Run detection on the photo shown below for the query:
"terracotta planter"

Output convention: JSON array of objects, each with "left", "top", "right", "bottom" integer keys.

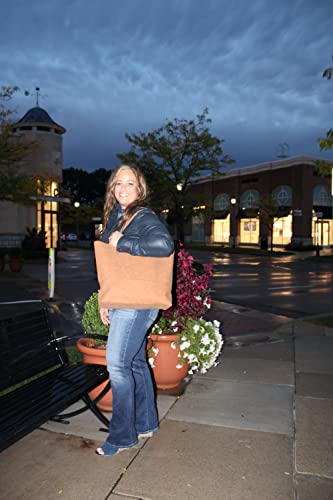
[
  {"left": 9, "top": 258, "right": 23, "bottom": 272},
  {"left": 76, "top": 338, "right": 112, "bottom": 412},
  {"left": 149, "top": 334, "right": 189, "bottom": 390}
]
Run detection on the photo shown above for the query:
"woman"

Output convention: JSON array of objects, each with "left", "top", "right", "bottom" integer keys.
[{"left": 96, "top": 164, "right": 174, "bottom": 456}]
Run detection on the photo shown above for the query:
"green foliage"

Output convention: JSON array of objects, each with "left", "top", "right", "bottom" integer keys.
[
  {"left": 258, "top": 195, "right": 288, "bottom": 251},
  {"left": 307, "top": 315, "right": 333, "bottom": 328},
  {"left": 8, "top": 247, "right": 23, "bottom": 260},
  {"left": 81, "top": 291, "right": 109, "bottom": 345},
  {"left": 21, "top": 227, "right": 47, "bottom": 258},
  {"left": 22, "top": 227, "right": 46, "bottom": 250},
  {"left": 316, "top": 56, "right": 333, "bottom": 177},
  {"left": 0, "top": 86, "right": 37, "bottom": 203},
  {"left": 62, "top": 167, "right": 110, "bottom": 205},
  {"left": 65, "top": 346, "right": 83, "bottom": 364},
  {"left": 118, "top": 109, "right": 234, "bottom": 240}
]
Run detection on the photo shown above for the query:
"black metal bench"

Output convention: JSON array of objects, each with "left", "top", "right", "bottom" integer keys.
[{"left": 0, "top": 307, "right": 110, "bottom": 452}]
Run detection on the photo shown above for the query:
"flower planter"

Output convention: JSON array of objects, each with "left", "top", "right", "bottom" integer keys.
[
  {"left": 76, "top": 338, "right": 112, "bottom": 412},
  {"left": 149, "top": 334, "right": 189, "bottom": 390},
  {"left": 9, "top": 258, "right": 23, "bottom": 272}
]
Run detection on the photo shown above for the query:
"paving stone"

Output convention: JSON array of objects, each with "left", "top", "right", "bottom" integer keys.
[
  {"left": 294, "top": 320, "right": 326, "bottom": 337},
  {"left": 295, "top": 474, "right": 333, "bottom": 500},
  {"left": 223, "top": 339, "right": 294, "bottom": 361},
  {"left": 295, "top": 336, "right": 333, "bottom": 374},
  {"left": 0, "top": 430, "right": 136, "bottom": 500},
  {"left": 166, "top": 377, "right": 294, "bottom": 435},
  {"left": 42, "top": 394, "right": 177, "bottom": 442},
  {"left": 296, "top": 397, "right": 333, "bottom": 477},
  {"left": 198, "top": 357, "right": 294, "bottom": 385},
  {"left": 115, "top": 420, "right": 293, "bottom": 500},
  {"left": 296, "top": 372, "right": 333, "bottom": 398}
]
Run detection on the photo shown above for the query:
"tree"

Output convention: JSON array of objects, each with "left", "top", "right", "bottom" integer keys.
[
  {"left": 258, "top": 195, "right": 288, "bottom": 251},
  {"left": 316, "top": 55, "right": 333, "bottom": 176},
  {"left": 62, "top": 167, "right": 110, "bottom": 204},
  {"left": 0, "top": 86, "right": 37, "bottom": 203},
  {"left": 118, "top": 109, "right": 234, "bottom": 241}
]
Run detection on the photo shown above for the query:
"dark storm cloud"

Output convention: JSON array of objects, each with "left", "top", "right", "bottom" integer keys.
[{"left": 1, "top": 0, "right": 332, "bottom": 171}]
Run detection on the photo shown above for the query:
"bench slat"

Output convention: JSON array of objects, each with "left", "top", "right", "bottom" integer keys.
[
  {"left": 0, "top": 306, "right": 110, "bottom": 452},
  {"left": 0, "top": 364, "right": 109, "bottom": 451}
]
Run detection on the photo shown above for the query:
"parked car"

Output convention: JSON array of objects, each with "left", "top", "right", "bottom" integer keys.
[{"left": 67, "top": 233, "right": 78, "bottom": 241}]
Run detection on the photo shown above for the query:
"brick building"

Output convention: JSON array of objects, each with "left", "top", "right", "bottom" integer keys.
[{"left": 187, "top": 156, "right": 333, "bottom": 248}]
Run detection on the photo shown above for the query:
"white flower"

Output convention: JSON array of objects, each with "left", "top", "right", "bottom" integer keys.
[
  {"left": 148, "top": 357, "right": 155, "bottom": 367},
  {"left": 176, "top": 363, "right": 183, "bottom": 369},
  {"left": 172, "top": 327, "right": 179, "bottom": 333},
  {"left": 180, "top": 341, "right": 191, "bottom": 350},
  {"left": 194, "top": 295, "right": 202, "bottom": 300},
  {"left": 151, "top": 347, "right": 159, "bottom": 355},
  {"left": 171, "top": 342, "right": 177, "bottom": 349},
  {"left": 201, "top": 333, "right": 210, "bottom": 345},
  {"left": 193, "top": 324, "right": 200, "bottom": 333},
  {"left": 213, "top": 320, "right": 220, "bottom": 328},
  {"left": 171, "top": 320, "right": 177, "bottom": 327}
]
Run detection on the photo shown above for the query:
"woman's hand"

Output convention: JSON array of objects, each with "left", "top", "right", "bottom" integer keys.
[
  {"left": 108, "top": 230, "right": 123, "bottom": 248},
  {"left": 100, "top": 307, "right": 110, "bottom": 325}
]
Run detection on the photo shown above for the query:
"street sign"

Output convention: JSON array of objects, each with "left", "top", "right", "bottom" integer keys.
[
  {"left": 30, "top": 195, "right": 71, "bottom": 203},
  {"left": 293, "top": 209, "right": 302, "bottom": 216}
]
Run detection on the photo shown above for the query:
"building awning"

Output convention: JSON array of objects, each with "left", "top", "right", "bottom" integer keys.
[{"left": 211, "top": 210, "right": 230, "bottom": 220}]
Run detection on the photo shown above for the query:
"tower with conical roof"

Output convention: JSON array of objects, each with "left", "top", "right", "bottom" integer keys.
[{"left": 1, "top": 97, "right": 66, "bottom": 249}]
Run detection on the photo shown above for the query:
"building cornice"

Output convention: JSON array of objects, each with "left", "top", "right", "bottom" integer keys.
[{"left": 194, "top": 155, "right": 333, "bottom": 185}]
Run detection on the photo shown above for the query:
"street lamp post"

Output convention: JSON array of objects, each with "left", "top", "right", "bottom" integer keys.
[
  {"left": 74, "top": 201, "right": 80, "bottom": 238},
  {"left": 230, "top": 197, "right": 237, "bottom": 248}
]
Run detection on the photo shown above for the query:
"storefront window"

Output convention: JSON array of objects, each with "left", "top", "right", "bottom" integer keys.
[
  {"left": 272, "top": 214, "right": 292, "bottom": 245},
  {"left": 312, "top": 217, "right": 332, "bottom": 246},
  {"left": 212, "top": 215, "right": 230, "bottom": 243},
  {"left": 240, "top": 218, "right": 259, "bottom": 244},
  {"left": 192, "top": 215, "right": 205, "bottom": 242}
]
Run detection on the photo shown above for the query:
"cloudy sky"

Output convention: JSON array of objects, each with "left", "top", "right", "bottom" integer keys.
[{"left": 1, "top": 0, "right": 333, "bottom": 172}]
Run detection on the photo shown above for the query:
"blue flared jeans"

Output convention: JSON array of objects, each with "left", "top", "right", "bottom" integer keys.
[{"left": 105, "top": 308, "right": 159, "bottom": 447}]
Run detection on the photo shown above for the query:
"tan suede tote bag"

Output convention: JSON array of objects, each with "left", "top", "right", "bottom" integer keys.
[{"left": 94, "top": 212, "right": 174, "bottom": 310}]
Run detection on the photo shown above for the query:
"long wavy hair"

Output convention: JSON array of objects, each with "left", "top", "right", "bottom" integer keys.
[{"left": 102, "top": 164, "right": 149, "bottom": 231}]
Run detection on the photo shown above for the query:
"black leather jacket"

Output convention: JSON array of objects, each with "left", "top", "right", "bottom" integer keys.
[{"left": 101, "top": 205, "right": 174, "bottom": 257}]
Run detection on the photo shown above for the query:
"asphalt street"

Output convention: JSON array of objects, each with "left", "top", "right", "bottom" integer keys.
[
  {"left": 1, "top": 247, "right": 331, "bottom": 320},
  {"left": 189, "top": 250, "right": 333, "bottom": 318}
]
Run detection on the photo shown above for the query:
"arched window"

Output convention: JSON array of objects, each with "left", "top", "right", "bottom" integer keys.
[
  {"left": 240, "top": 189, "right": 259, "bottom": 209},
  {"left": 214, "top": 193, "right": 229, "bottom": 211},
  {"left": 272, "top": 185, "right": 292, "bottom": 206},
  {"left": 313, "top": 185, "right": 331, "bottom": 206}
]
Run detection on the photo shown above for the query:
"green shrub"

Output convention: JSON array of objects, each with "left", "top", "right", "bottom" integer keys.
[
  {"left": 8, "top": 247, "right": 23, "bottom": 259},
  {"left": 82, "top": 291, "right": 109, "bottom": 346}
]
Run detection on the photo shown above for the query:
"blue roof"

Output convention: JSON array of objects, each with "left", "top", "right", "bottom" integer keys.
[{"left": 15, "top": 106, "right": 65, "bottom": 133}]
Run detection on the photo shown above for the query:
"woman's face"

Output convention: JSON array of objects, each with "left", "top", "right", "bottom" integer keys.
[{"left": 114, "top": 168, "right": 139, "bottom": 209}]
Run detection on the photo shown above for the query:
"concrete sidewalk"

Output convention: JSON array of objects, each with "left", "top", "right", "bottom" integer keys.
[{"left": 0, "top": 251, "right": 333, "bottom": 499}]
